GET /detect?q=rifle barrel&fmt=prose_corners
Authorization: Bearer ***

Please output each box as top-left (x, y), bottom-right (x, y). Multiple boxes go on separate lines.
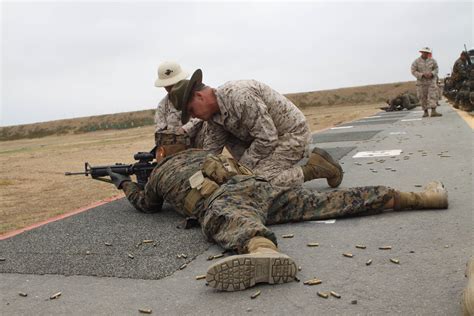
top-left (64, 146), bottom-right (157, 184)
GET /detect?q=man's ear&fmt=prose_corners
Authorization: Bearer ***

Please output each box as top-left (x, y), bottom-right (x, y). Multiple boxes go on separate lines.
top-left (194, 90), bottom-right (205, 101)
top-left (156, 146), bottom-right (166, 162)
top-left (156, 145), bottom-right (187, 162)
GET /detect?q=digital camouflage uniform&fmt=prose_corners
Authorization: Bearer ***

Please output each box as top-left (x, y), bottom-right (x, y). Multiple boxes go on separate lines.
top-left (155, 94), bottom-right (206, 148)
top-left (411, 57), bottom-right (439, 110)
top-left (452, 57), bottom-right (468, 89)
top-left (203, 80), bottom-right (311, 188)
top-left (122, 149), bottom-right (395, 253)
top-left (385, 93), bottom-right (419, 111)
top-left (456, 67), bottom-right (474, 111)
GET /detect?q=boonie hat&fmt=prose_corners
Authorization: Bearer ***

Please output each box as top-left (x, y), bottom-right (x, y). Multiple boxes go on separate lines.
top-left (168, 69), bottom-right (203, 124)
top-left (155, 61), bottom-right (189, 87)
top-left (419, 47), bottom-right (432, 53)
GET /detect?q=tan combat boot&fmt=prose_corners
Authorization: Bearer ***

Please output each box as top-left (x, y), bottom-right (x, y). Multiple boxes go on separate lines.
top-left (395, 181), bottom-right (448, 210)
top-left (301, 147), bottom-right (343, 187)
top-left (422, 110), bottom-right (429, 117)
top-left (430, 108), bottom-right (442, 117)
top-left (206, 236), bottom-right (297, 291)
top-left (463, 258), bottom-right (474, 316)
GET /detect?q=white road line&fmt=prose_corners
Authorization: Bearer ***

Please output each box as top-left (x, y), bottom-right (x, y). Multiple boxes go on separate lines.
top-left (356, 119), bottom-right (396, 123)
top-left (401, 118), bottom-right (422, 122)
top-left (389, 132), bottom-right (407, 135)
top-left (330, 126), bottom-right (353, 130)
top-left (311, 219), bottom-right (336, 224)
top-left (353, 149), bottom-right (402, 158)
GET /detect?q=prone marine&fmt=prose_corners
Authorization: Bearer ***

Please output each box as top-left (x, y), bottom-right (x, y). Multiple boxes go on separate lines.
top-left (104, 130), bottom-right (449, 292)
top-left (381, 92), bottom-right (419, 112)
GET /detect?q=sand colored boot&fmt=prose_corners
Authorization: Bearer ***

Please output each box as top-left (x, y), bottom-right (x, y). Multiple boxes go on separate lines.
top-left (395, 181), bottom-right (448, 210)
top-left (422, 110), bottom-right (429, 117)
top-left (430, 108), bottom-right (442, 117)
top-left (206, 237), bottom-right (297, 291)
top-left (301, 147), bottom-right (343, 187)
top-left (463, 258), bottom-right (474, 316)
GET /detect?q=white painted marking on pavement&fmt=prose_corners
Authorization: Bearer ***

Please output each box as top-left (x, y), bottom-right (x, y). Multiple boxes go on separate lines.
top-left (330, 126), bottom-right (353, 130)
top-left (363, 116), bottom-right (383, 119)
top-left (401, 118), bottom-right (422, 122)
top-left (390, 132), bottom-right (407, 135)
top-left (312, 219), bottom-right (336, 224)
top-left (357, 118), bottom-right (399, 123)
top-left (352, 150), bottom-right (402, 158)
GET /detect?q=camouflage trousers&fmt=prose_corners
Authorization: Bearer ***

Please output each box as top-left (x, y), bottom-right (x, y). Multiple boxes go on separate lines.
top-left (200, 175), bottom-right (395, 253)
top-left (416, 83), bottom-right (438, 110)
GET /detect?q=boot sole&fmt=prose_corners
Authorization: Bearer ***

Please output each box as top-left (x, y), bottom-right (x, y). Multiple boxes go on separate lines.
top-left (311, 147), bottom-right (343, 187)
top-left (206, 254), bottom-right (297, 291)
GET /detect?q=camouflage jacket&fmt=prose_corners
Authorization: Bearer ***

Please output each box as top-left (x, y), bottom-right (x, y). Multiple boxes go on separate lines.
top-left (452, 58), bottom-right (468, 81)
top-left (122, 149), bottom-right (209, 217)
top-left (203, 80), bottom-right (309, 169)
top-left (155, 94), bottom-right (203, 137)
top-left (411, 57), bottom-right (438, 84)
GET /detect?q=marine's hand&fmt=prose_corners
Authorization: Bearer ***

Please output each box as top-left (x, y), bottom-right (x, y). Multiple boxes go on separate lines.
top-left (106, 168), bottom-right (131, 189)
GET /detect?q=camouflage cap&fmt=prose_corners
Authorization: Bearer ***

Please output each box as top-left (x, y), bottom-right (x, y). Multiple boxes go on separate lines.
top-left (154, 129), bottom-right (191, 147)
top-left (168, 69), bottom-right (203, 124)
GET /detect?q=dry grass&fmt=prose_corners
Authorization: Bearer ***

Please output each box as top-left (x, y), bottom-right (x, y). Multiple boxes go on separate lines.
top-left (0, 127), bottom-right (156, 233)
top-left (302, 103), bottom-right (380, 132)
top-left (286, 81), bottom-right (416, 108)
top-left (0, 110), bottom-right (156, 141)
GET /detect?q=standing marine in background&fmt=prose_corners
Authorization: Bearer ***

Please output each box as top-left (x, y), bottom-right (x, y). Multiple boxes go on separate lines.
top-left (455, 67), bottom-right (474, 112)
top-left (411, 47), bottom-right (442, 117)
top-left (154, 61), bottom-right (206, 148)
top-left (451, 52), bottom-right (469, 92)
top-left (427, 52), bottom-right (443, 106)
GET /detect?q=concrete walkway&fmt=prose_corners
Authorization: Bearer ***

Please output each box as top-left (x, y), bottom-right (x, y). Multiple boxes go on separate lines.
top-left (1, 102), bottom-right (472, 315)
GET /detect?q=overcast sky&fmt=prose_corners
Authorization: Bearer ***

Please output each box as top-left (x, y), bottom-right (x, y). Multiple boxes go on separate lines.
top-left (1, 1), bottom-right (472, 126)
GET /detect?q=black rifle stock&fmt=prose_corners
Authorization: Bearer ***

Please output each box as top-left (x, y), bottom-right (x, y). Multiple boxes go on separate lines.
top-left (65, 147), bottom-right (157, 188)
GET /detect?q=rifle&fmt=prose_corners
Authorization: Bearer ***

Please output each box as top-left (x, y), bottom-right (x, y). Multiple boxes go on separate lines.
top-left (65, 147), bottom-right (157, 188)
top-left (464, 44), bottom-right (472, 66)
